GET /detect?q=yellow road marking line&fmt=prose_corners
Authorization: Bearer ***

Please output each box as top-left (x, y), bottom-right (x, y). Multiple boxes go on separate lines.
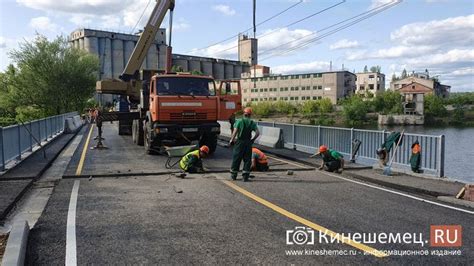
top-left (222, 180), bottom-right (387, 258)
top-left (266, 155), bottom-right (309, 169)
top-left (75, 124), bottom-right (94, 176)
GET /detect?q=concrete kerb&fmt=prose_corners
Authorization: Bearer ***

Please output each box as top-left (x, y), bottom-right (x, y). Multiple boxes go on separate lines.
top-left (1, 220), bottom-right (29, 266)
top-left (437, 196), bottom-right (474, 210)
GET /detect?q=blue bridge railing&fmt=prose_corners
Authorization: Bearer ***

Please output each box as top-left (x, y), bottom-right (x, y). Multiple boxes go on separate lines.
top-left (256, 121), bottom-right (445, 177)
top-left (0, 112), bottom-right (78, 171)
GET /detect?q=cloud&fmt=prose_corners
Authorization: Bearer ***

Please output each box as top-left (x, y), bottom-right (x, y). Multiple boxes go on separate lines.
top-left (29, 16), bottom-right (60, 32)
top-left (17, 0), bottom-right (162, 30)
top-left (188, 28), bottom-right (313, 59)
top-left (272, 61), bottom-right (330, 74)
top-left (174, 18), bottom-right (190, 31)
top-left (329, 39), bottom-right (360, 50)
top-left (347, 45), bottom-right (436, 60)
top-left (17, 0), bottom-right (133, 15)
top-left (0, 37), bottom-right (6, 49)
top-left (212, 4), bottom-right (236, 16)
top-left (449, 67), bottom-right (473, 77)
top-left (406, 49), bottom-right (474, 67)
top-left (390, 14), bottom-right (474, 47)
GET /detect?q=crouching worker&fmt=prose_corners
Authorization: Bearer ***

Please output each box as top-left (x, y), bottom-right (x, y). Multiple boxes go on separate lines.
top-left (179, 145), bottom-right (209, 173)
top-left (252, 148), bottom-right (269, 171)
top-left (311, 145), bottom-right (344, 173)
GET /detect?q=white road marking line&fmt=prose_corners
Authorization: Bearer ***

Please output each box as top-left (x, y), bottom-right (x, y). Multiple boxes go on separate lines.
top-left (270, 156), bottom-right (474, 215)
top-left (66, 180), bottom-right (80, 266)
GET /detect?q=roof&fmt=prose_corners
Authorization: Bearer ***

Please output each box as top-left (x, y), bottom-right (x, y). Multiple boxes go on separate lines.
top-left (398, 82), bottom-right (433, 94)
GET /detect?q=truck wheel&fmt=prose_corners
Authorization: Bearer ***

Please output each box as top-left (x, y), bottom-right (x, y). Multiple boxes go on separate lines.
top-left (144, 122), bottom-right (155, 154)
top-left (200, 134), bottom-right (217, 154)
top-left (132, 120), bottom-right (138, 144)
top-left (132, 120), bottom-right (144, 146)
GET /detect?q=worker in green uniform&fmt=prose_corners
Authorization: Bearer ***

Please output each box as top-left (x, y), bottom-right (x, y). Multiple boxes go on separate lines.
top-left (229, 107), bottom-right (260, 181)
top-left (310, 145), bottom-right (344, 173)
top-left (179, 145), bottom-right (209, 173)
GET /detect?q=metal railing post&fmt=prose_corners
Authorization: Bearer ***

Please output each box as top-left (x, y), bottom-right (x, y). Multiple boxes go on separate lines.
top-left (272, 121), bottom-right (275, 127)
top-left (438, 135), bottom-right (445, 178)
top-left (29, 122), bottom-right (33, 152)
top-left (350, 128), bottom-right (354, 162)
top-left (317, 125), bottom-right (321, 148)
top-left (292, 124), bottom-right (296, 150)
top-left (17, 125), bottom-right (21, 160)
top-left (0, 127), bottom-right (4, 171)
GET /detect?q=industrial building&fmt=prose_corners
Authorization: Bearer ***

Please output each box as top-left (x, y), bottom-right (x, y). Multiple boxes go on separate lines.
top-left (69, 28), bottom-right (251, 81)
top-left (355, 72), bottom-right (385, 96)
top-left (241, 71), bottom-right (356, 105)
top-left (390, 73), bottom-right (450, 98)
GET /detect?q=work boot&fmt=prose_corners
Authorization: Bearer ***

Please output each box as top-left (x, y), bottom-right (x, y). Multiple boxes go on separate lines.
top-left (231, 174), bottom-right (237, 181)
top-left (242, 175), bottom-right (250, 182)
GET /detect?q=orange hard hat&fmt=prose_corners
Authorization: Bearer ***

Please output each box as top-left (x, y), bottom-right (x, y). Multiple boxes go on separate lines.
top-left (244, 107), bottom-right (253, 115)
top-left (319, 145), bottom-right (328, 153)
top-left (200, 145), bottom-right (210, 154)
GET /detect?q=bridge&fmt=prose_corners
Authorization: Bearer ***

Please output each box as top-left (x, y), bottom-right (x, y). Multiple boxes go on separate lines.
top-left (0, 114), bottom-right (472, 264)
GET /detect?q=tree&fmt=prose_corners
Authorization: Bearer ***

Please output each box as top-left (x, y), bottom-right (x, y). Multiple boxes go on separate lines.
top-left (2, 35), bottom-right (99, 121)
top-left (373, 91), bottom-right (403, 115)
top-left (363, 65), bottom-right (368, 73)
top-left (401, 68), bottom-right (408, 79)
top-left (369, 65), bottom-right (381, 73)
top-left (391, 73), bottom-right (397, 82)
top-left (424, 94), bottom-right (447, 118)
top-left (342, 95), bottom-right (369, 126)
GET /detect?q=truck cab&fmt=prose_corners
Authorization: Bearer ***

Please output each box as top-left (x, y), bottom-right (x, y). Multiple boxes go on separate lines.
top-left (135, 74), bottom-right (221, 154)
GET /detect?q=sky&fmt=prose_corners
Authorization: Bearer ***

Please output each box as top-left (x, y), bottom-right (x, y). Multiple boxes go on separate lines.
top-left (0, 0), bottom-right (473, 92)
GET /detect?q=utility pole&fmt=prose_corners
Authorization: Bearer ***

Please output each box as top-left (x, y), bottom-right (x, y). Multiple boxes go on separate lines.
top-left (253, 0), bottom-right (257, 89)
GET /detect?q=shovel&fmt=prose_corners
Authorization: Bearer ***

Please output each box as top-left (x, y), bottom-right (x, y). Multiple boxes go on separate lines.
top-left (383, 130), bottom-right (404, 176)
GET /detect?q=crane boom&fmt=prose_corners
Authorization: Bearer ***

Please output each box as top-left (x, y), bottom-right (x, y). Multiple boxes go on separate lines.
top-left (120, 0), bottom-right (175, 81)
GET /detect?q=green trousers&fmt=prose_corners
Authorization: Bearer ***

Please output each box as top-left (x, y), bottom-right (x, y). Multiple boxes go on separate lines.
top-left (230, 139), bottom-right (252, 178)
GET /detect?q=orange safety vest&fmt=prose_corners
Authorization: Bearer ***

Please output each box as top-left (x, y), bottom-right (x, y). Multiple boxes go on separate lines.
top-left (252, 148), bottom-right (268, 164)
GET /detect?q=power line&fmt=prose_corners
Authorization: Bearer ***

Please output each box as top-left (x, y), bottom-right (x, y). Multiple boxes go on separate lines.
top-left (130, 0), bottom-right (153, 34)
top-left (259, 0), bottom-right (402, 61)
top-left (204, 0), bottom-right (346, 57)
top-left (186, 0), bottom-right (304, 53)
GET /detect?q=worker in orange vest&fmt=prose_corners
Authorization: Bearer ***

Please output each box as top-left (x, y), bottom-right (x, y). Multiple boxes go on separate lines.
top-left (410, 140), bottom-right (422, 173)
top-left (251, 148), bottom-right (269, 171)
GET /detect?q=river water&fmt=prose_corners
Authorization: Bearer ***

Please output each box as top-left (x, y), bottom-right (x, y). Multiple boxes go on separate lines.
top-left (377, 126), bottom-right (474, 184)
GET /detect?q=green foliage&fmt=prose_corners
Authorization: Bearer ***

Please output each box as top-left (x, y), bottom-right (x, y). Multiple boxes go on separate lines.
top-left (191, 70), bottom-right (204, 76)
top-left (301, 101), bottom-right (319, 116)
top-left (450, 104), bottom-right (465, 125)
top-left (363, 65), bottom-right (368, 73)
top-left (0, 35), bottom-right (99, 122)
top-left (424, 94), bottom-right (447, 117)
top-left (171, 65), bottom-right (184, 72)
top-left (446, 92), bottom-right (474, 106)
top-left (401, 68), bottom-right (408, 78)
top-left (318, 98), bottom-right (333, 113)
top-left (342, 95), bottom-right (370, 126)
top-left (369, 65), bottom-right (381, 73)
top-left (273, 100), bottom-right (297, 114)
top-left (373, 91), bottom-right (403, 115)
top-left (249, 102), bottom-right (273, 118)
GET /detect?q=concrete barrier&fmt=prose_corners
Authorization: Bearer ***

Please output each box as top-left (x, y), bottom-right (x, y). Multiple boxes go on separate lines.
top-left (72, 115), bottom-right (83, 128)
top-left (64, 115), bottom-right (83, 134)
top-left (218, 121), bottom-right (283, 148)
top-left (2, 220), bottom-right (29, 266)
top-left (218, 121), bottom-right (232, 138)
top-left (255, 126), bottom-right (283, 148)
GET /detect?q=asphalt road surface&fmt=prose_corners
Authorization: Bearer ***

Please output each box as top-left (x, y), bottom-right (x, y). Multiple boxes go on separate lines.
top-left (26, 123), bottom-right (473, 264)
